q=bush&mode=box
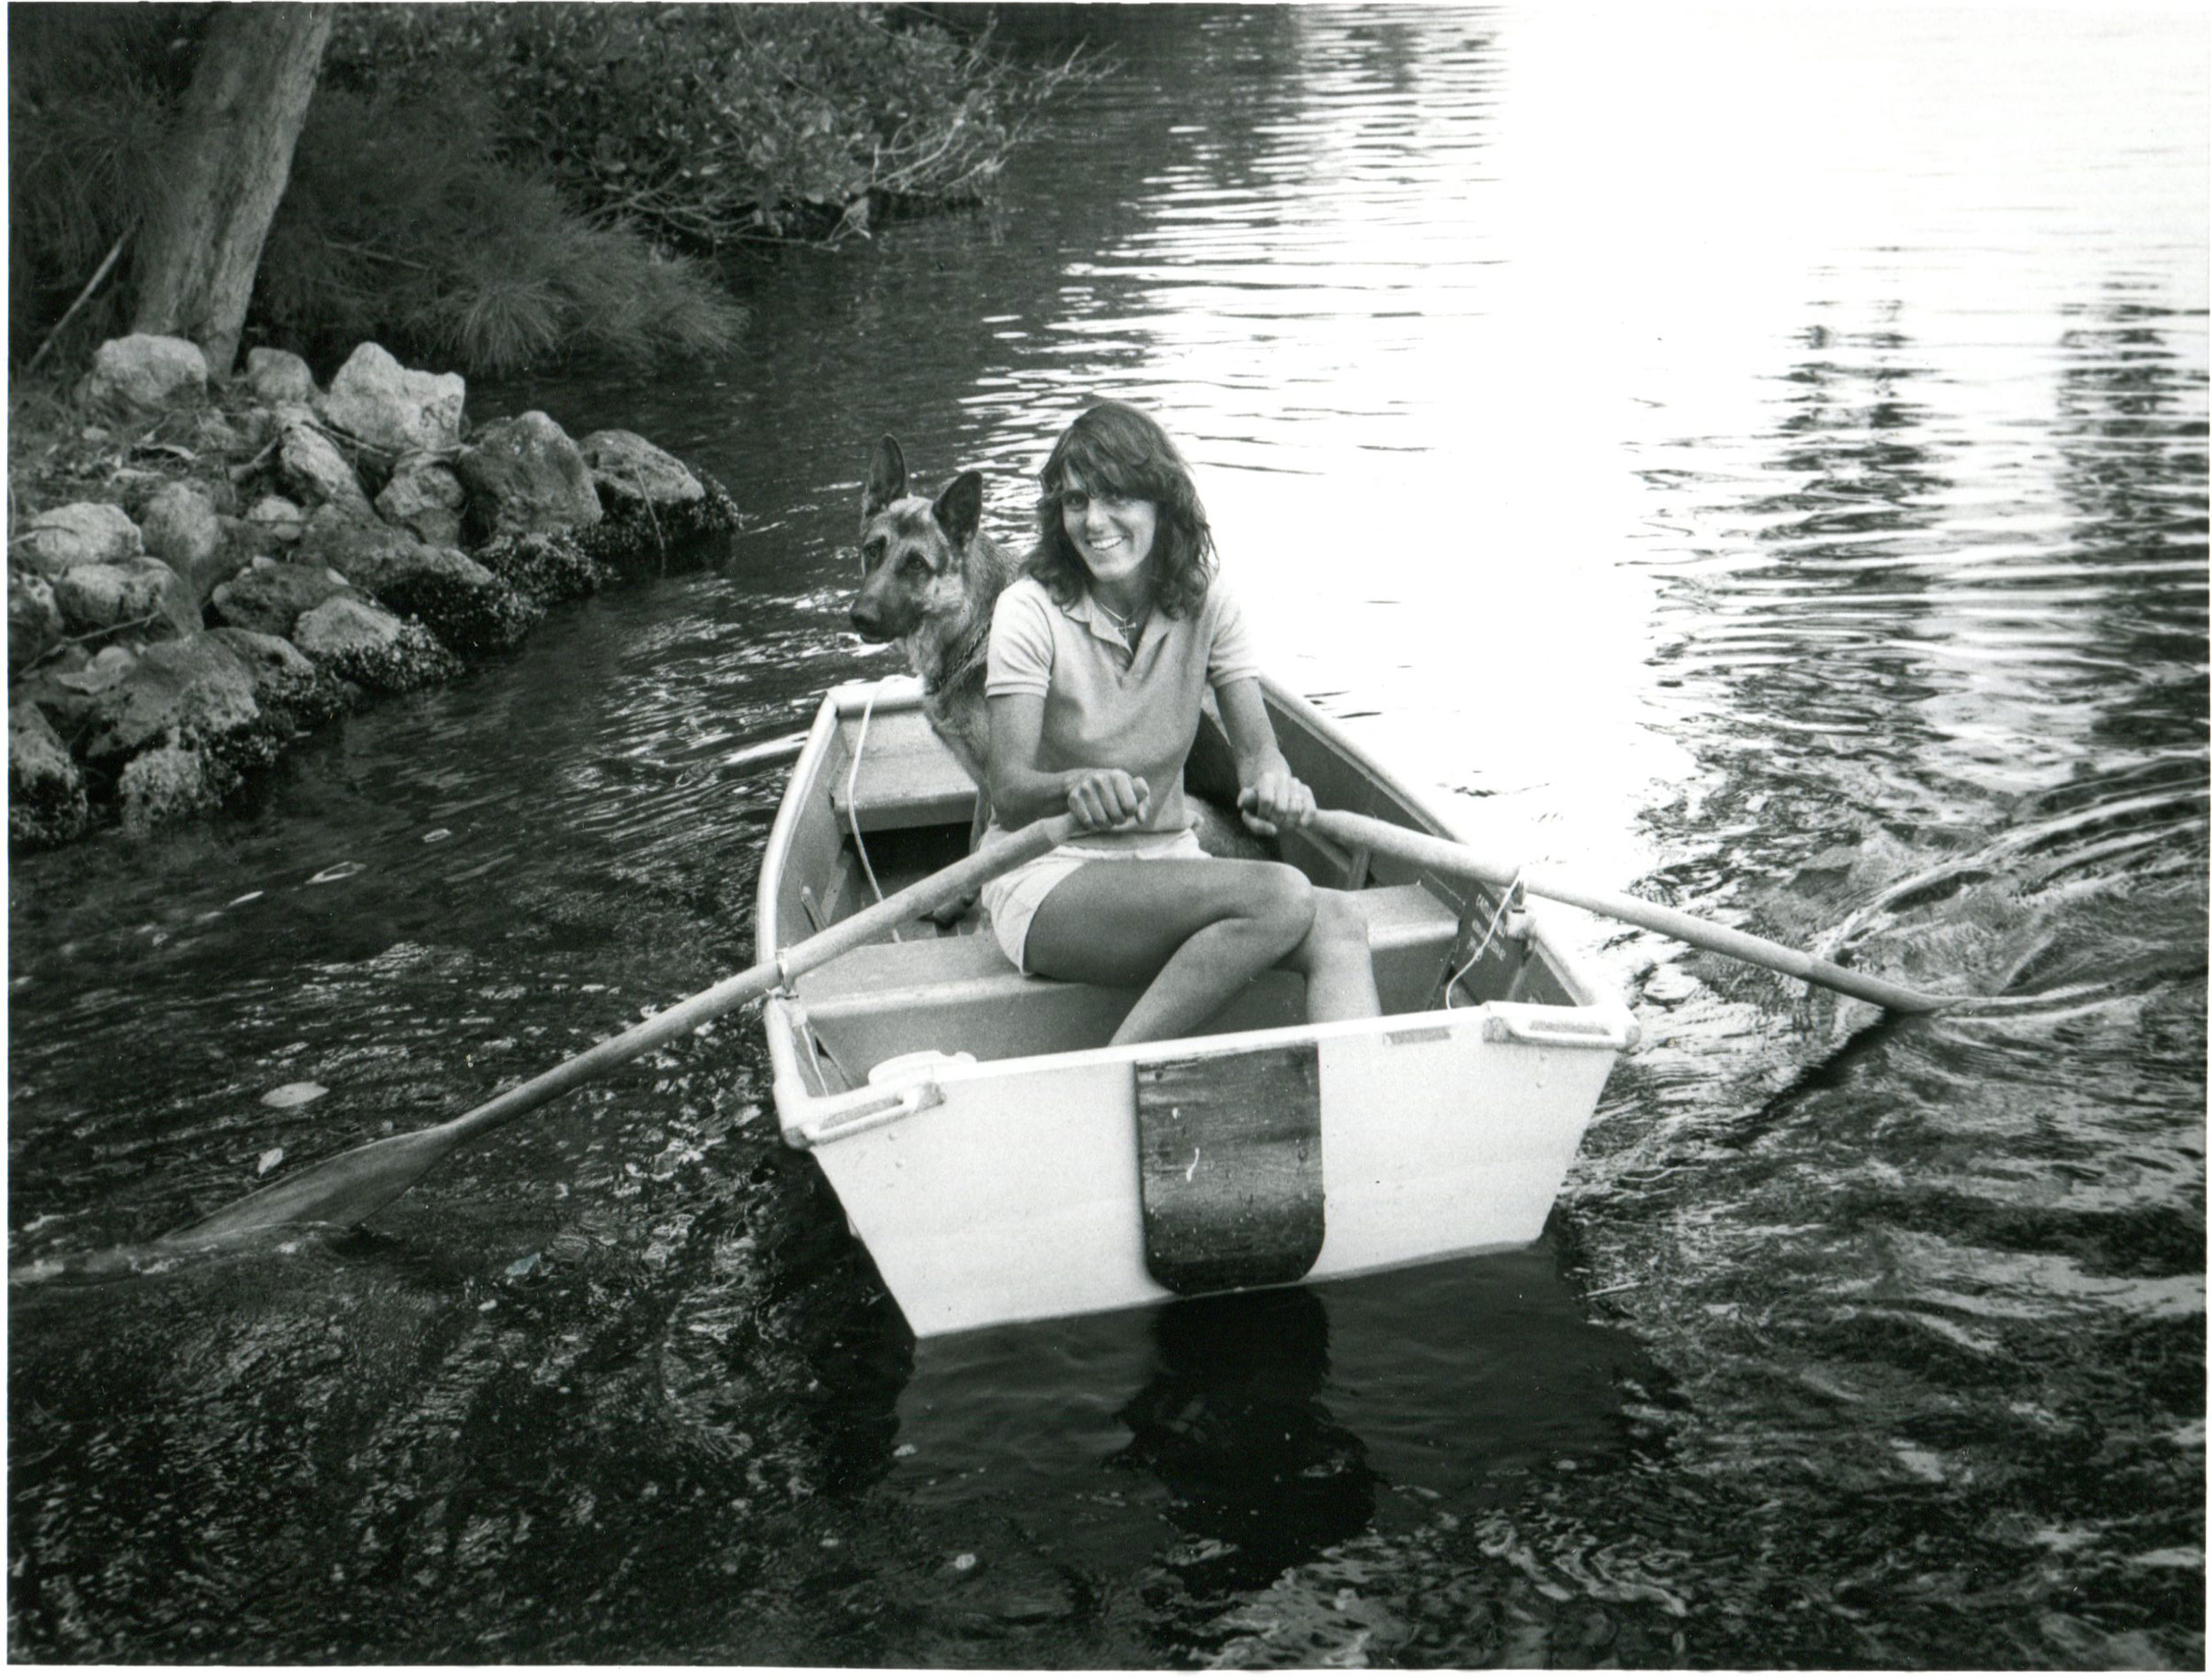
[7,6,745,376]
[324,3,1077,246]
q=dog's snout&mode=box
[849,599,887,640]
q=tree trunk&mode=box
[131,4,333,379]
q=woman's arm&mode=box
[1216,677,1315,835]
[987,692,1149,832]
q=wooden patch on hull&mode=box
[1134,1042,1325,1295]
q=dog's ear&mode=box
[864,435,907,519]
[933,471,984,550]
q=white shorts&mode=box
[979,827,1208,974]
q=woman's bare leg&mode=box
[1021,858,1316,1045]
[1284,889,1383,1022]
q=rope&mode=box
[843,681,899,941]
[1444,868,1526,1009]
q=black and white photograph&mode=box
[7,1,2205,1665]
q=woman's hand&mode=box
[1067,768,1150,832]
[1237,768,1315,836]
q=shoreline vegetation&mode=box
[8,4,1087,851]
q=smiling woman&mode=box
[977,401,1382,1041]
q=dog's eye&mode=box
[899,553,930,579]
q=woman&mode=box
[979,401,1380,1045]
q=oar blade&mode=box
[163,1121,466,1247]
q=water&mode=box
[9,4,2204,1664]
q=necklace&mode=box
[1093,592,1149,635]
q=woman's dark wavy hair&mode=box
[1028,401,1217,619]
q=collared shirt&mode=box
[984,573,1261,851]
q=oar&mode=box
[1306,808,1957,1015]
[162,812,1084,1247]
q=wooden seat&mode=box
[828,710,978,833]
[792,881,1463,1075]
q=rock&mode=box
[137,482,226,599]
[375,453,466,547]
[580,430,704,511]
[193,411,246,457]
[118,738,234,835]
[247,496,307,545]
[209,627,349,732]
[213,514,273,577]
[291,596,462,693]
[50,555,201,641]
[245,347,319,406]
[208,558,361,639]
[298,519,538,655]
[10,573,65,671]
[455,412,602,542]
[576,432,742,562]
[228,405,280,453]
[52,642,139,695]
[474,530,608,605]
[84,635,263,765]
[10,701,90,849]
[86,334,208,420]
[54,644,139,696]
[325,343,466,457]
[277,412,375,519]
[11,648,106,740]
[16,502,142,577]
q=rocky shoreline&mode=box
[9,335,739,850]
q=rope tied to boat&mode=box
[1444,868,1527,1008]
[842,681,901,941]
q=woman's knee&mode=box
[1237,861,1316,950]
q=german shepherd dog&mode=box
[849,435,1020,838]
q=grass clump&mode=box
[257,84,747,375]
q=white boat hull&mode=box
[760,676,1632,1338]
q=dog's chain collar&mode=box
[932,613,993,695]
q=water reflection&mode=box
[1109,1291,1376,1591]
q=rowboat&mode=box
[758,673,1636,1338]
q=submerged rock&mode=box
[84,636,263,766]
[291,596,462,693]
[580,430,704,511]
[577,429,741,562]
[208,627,351,733]
[474,529,609,605]
[9,701,90,849]
[301,515,539,655]
[118,737,235,834]
[456,412,603,542]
